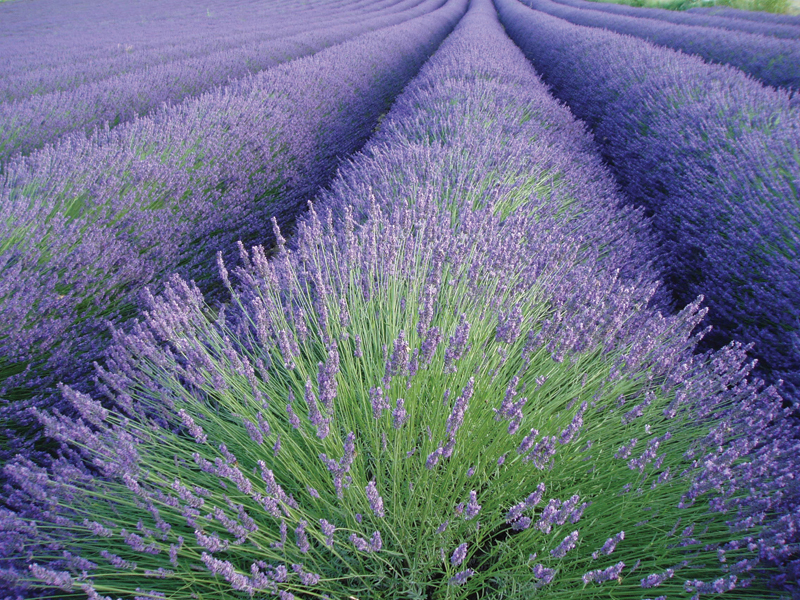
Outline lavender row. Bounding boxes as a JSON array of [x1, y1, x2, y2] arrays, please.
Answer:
[[552, 0, 800, 38], [688, 4, 800, 27], [0, 0, 413, 103], [5, 0, 798, 597], [496, 0, 800, 403], [0, 0, 467, 463], [518, 0, 800, 91], [0, 0, 360, 78], [0, 0, 443, 162]]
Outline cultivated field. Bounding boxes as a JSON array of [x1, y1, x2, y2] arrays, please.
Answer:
[[0, 0, 798, 598]]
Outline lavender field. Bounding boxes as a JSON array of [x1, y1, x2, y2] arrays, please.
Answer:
[[0, 0, 798, 598]]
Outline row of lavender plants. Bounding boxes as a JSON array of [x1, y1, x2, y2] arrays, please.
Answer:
[[552, 0, 800, 38], [517, 0, 800, 91], [688, 5, 800, 27], [0, 0, 348, 78], [4, 0, 799, 597], [0, 0, 383, 100], [497, 0, 800, 407], [0, 0, 467, 468], [0, 0, 444, 161]]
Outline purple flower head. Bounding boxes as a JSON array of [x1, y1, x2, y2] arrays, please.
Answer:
[[366, 480, 385, 518], [370, 386, 389, 420], [286, 392, 301, 430], [551, 530, 579, 558], [583, 561, 625, 585], [349, 533, 372, 553], [370, 530, 383, 552], [178, 409, 207, 444], [517, 428, 540, 455], [559, 401, 587, 444], [451, 542, 468, 566], [392, 398, 408, 429], [449, 569, 475, 586], [526, 483, 546, 508], [320, 519, 335, 547], [593, 531, 625, 559], [273, 435, 281, 456], [465, 490, 481, 520], [30, 565, 74, 591], [426, 447, 443, 470], [295, 520, 310, 553], [292, 564, 321, 586], [385, 329, 410, 384], [532, 564, 555, 585]]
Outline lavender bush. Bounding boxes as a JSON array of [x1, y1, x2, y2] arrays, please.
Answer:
[[0, 0, 445, 161], [687, 5, 800, 26], [5, 0, 798, 597], [552, 0, 800, 38], [516, 0, 800, 91], [0, 0, 466, 462], [497, 0, 800, 407]]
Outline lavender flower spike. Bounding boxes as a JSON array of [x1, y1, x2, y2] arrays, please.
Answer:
[[366, 480, 385, 518]]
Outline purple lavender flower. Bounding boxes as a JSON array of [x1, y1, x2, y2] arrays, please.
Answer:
[[370, 386, 389, 420], [550, 530, 579, 558], [295, 520, 310, 554], [583, 561, 625, 584], [593, 531, 625, 559], [370, 530, 383, 552], [451, 542, 468, 566], [366, 480, 385, 518], [532, 563, 555, 585], [465, 490, 481, 520], [349, 533, 372, 553], [449, 569, 475, 586], [320, 519, 335, 547], [392, 398, 408, 429], [292, 564, 321, 586]]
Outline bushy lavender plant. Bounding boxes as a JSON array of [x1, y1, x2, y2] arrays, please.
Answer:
[[552, 0, 800, 39], [496, 0, 800, 407], [0, 0, 466, 463], [0, 0, 445, 161], [687, 5, 800, 27], [5, 0, 797, 597], [517, 0, 800, 91]]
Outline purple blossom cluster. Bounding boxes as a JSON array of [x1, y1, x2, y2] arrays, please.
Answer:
[[497, 0, 800, 408], [518, 0, 800, 91]]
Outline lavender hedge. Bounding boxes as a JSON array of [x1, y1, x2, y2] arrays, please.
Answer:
[[0, 0, 390, 101], [0, 0, 444, 161], [496, 0, 800, 404], [552, 0, 800, 38], [687, 5, 800, 27], [517, 0, 800, 91], [0, 0, 364, 81], [0, 0, 467, 464], [4, 0, 798, 597]]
